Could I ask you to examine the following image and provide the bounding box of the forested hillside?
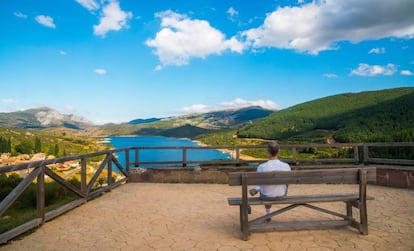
[237,88,414,143]
[0,128,107,156]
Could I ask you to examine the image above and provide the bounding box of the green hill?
[99,106,273,137]
[0,127,108,156]
[237,88,414,143]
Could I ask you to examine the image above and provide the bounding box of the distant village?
[0,152,80,177]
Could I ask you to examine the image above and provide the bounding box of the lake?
[105,136,231,168]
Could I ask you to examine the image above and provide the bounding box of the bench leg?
[241,205,250,240]
[359,169,368,235]
[239,206,243,232]
[346,201,353,218]
[359,200,368,235]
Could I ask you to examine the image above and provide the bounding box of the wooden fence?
[0,148,131,244]
[1,142,413,243]
[127,142,414,167]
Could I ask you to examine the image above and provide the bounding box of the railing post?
[235,146,240,166]
[353,145,359,164]
[108,154,113,191]
[36,165,45,225]
[134,149,139,167]
[125,149,130,175]
[81,157,87,197]
[292,147,297,165]
[182,148,187,167]
[363,144,369,165]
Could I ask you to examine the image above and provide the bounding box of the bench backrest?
[228,168,376,186]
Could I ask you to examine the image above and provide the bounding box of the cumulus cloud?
[94,68,106,75]
[177,98,278,114]
[322,73,338,78]
[350,63,397,77]
[59,50,67,55]
[93,1,133,37]
[369,47,386,54]
[146,10,245,66]
[35,15,56,28]
[75,0,99,12]
[401,70,414,76]
[242,0,414,54]
[227,7,239,22]
[13,11,27,19]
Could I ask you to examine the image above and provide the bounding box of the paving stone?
[1,183,413,251]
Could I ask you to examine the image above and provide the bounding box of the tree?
[53,144,59,156]
[34,137,42,153]
[0,137,12,153]
[14,140,33,154]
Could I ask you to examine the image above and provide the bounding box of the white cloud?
[401,70,414,76]
[35,15,56,28]
[2,98,16,104]
[322,73,338,78]
[59,50,67,55]
[350,63,397,77]
[154,65,163,71]
[146,10,245,67]
[93,1,132,37]
[75,0,99,12]
[369,47,386,54]
[243,0,414,54]
[13,11,27,19]
[298,0,305,3]
[94,68,106,75]
[227,7,239,22]
[177,104,211,114]
[64,104,75,112]
[178,98,278,114]
[220,98,278,110]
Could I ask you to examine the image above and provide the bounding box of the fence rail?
[0,149,129,243]
[1,142,413,243]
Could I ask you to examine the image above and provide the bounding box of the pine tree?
[34,137,42,153]
[54,144,59,157]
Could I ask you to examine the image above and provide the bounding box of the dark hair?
[267,141,280,157]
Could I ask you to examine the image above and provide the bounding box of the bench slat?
[228,194,375,205]
[228,168,376,186]
[250,220,350,232]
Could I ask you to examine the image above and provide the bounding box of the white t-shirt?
[257,159,291,197]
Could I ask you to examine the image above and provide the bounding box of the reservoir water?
[106,136,231,168]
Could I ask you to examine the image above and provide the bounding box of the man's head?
[267,141,280,158]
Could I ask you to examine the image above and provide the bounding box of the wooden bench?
[228,168,376,240]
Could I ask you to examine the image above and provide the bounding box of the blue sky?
[1,0,413,124]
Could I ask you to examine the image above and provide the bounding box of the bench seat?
[228,194,374,206]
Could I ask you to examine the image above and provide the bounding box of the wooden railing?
[1,142,413,243]
[128,142,414,167]
[0,148,131,244]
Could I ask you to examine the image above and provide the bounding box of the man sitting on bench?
[249,141,291,221]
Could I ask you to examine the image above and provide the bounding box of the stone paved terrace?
[1,183,414,251]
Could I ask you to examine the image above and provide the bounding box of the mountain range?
[0,106,274,137]
[0,87,413,143]
[0,107,93,130]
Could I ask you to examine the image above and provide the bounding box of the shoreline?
[194,140,264,162]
